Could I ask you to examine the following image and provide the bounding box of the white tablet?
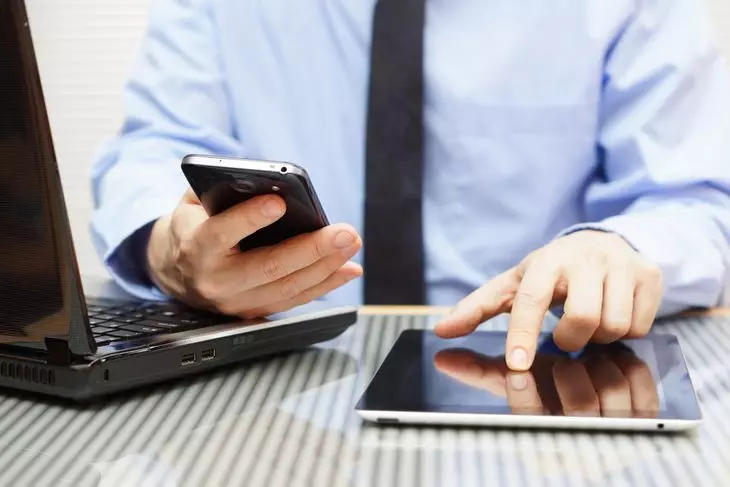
[355,330,702,432]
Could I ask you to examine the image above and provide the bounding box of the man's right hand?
[146,189,363,318]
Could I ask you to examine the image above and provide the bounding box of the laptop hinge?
[44,337,72,366]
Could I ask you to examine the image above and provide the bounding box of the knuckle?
[278,277,303,301]
[514,290,546,310]
[599,318,631,337]
[516,264,533,283]
[526,247,556,268]
[642,263,663,288]
[587,250,609,269]
[563,309,600,330]
[239,207,264,231]
[312,233,329,260]
[609,255,635,275]
[508,327,537,345]
[178,235,198,261]
[519,252,538,272]
[626,326,651,339]
[261,254,286,280]
[572,251,607,274]
[206,225,230,250]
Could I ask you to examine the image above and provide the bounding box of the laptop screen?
[0,2,93,355]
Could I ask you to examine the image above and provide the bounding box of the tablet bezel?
[355,330,702,432]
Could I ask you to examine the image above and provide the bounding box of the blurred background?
[24,0,730,278]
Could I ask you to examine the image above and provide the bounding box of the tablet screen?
[356,330,701,421]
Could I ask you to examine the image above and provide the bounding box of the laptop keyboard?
[86,299,230,346]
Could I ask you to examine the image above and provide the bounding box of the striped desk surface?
[0,310,727,487]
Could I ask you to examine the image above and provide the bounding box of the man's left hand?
[434,231,663,371]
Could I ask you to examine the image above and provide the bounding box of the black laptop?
[0,1,357,400]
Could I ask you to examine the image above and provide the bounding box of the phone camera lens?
[280,166,287,173]
[231,180,256,193]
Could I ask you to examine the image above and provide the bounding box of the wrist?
[146,215,177,296]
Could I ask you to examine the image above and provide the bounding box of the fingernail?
[509,348,528,370]
[262,198,284,218]
[509,373,528,391]
[334,231,356,249]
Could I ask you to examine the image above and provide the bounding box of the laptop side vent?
[0,361,55,386]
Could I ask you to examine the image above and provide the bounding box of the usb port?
[201,348,216,361]
[181,353,196,366]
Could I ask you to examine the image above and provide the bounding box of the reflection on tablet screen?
[358,331,700,421]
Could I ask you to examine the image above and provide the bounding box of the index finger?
[196,195,285,254]
[506,262,560,371]
[434,268,520,338]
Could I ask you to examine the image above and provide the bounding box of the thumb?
[435,268,521,338]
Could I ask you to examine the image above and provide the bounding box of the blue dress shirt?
[91,0,730,314]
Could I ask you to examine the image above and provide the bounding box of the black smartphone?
[181,155,329,252]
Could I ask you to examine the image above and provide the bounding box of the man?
[91,0,730,372]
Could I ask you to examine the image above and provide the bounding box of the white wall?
[25,0,149,277]
[715,0,730,56]
[24,0,730,278]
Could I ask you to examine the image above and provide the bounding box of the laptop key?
[95,314,117,321]
[107,329,142,339]
[102,321,126,328]
[117,304,142,313]
[89,318,108,326]
[92,326,115,334]
[94,336,112,345]
[118,323,162,334]
[116,317,141,324]
[148,305,184,316]
[145,315,181,325]
[138,319,180,329]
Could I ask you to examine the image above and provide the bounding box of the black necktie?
[364,0,426,305]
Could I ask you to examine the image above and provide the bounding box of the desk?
[0,284,728,486]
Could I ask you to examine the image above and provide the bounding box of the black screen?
[357,330,701,421]
[0,2,90,353]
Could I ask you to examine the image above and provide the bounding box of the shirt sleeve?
[559,0,730,316]
[90,0,243,300]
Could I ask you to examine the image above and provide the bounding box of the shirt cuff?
[105,221,170,302]
[555,223,638,252]
[91,195,176,302]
